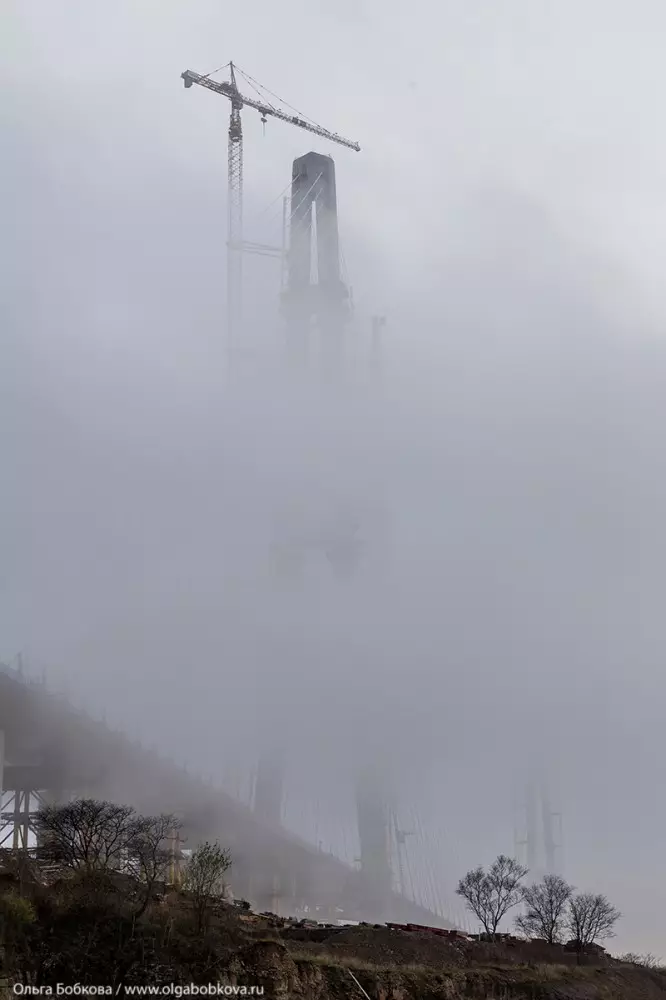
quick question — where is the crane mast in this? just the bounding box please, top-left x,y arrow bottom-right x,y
181,63 -> 360,361
226,64 -> 243,355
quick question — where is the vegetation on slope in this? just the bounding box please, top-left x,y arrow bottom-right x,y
0,799 -> 664,999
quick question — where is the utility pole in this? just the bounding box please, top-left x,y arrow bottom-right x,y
181,63 -> 359,363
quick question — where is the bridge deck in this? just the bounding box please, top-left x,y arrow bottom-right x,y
0,665 -> 452,926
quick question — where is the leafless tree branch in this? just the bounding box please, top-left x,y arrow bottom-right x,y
456,855 -> 528,939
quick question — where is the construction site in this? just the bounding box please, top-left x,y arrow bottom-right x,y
10,0 -> 666,983
0,60 -> 566,936
0,59 -> 441,927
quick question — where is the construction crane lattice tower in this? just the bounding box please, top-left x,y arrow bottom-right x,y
227,67 -> 243,352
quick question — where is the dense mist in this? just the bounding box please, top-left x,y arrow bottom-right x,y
4,0 -> 666,953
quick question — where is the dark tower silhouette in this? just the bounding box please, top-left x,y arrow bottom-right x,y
253,747 -> 286,826
282,151 -> 350,365
355,764 -> 394,922
516,778 -> 562,879
541,785 -> 560,874
525,778 -> 539,875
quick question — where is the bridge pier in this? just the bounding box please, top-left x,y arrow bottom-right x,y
230,868 -> 252,905
1,788 -> 38,850
0,729 -> 4,806
0,729 -> 5,847
167,827 -> 185,886
245,869 -> 312,918
250,871 -> 282,916
0,762 -> 67,851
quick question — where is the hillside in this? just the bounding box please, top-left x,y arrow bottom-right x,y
1,864 -> 664,999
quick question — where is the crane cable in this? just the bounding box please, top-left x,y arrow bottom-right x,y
251,179 -> 292,223
247,167 -> 350,281
248,170 -> 322,247
235,64 -> 329,134
289,172 -> 323,225
199,62 -> 230,82
244,180 -> 293,244
283,174 -> 319,257
235,65 -> 279,113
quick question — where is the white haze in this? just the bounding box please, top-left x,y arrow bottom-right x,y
4,0 -> 666,952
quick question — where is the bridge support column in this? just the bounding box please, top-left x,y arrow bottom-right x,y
0,788 -> 37,851
0,766 -> 63,851
253,872 -> 282,916
282,873 -> 299,919
231,869 -> 252,905
0,729 -> 5,847
167,827 -> 185,886
11,790 -> 32,850
271,873 -> 281,916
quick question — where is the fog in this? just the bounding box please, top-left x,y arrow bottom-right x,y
4,0 -> 666,952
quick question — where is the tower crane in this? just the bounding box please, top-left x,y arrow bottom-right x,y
181,63 -> 360,357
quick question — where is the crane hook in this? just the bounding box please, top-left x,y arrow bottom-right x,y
260,113 -> 267,136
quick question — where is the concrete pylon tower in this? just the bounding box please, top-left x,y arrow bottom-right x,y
525,777 -> 540,876
354,762 -> 394,922
515,775 -> 562,879
253,745 -> 286,827
541,783 -> 560,875
0,727 -> 4,829
281,151 -> 350,367
267,155 -> 389,896
252,647 -> 288,829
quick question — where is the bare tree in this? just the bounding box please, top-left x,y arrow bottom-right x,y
456,855 -> 528,939
182,840 -> 232,934
566,892 -> 620,959
35,799 -> 181,918
618,953 -> 664,970
35,799 -> 137,874
125,813 -> 180,917
515,874 -> 573,944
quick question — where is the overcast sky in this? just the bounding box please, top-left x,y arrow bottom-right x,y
4,0 -> 666,952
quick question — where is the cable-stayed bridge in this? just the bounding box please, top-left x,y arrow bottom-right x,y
0,660 -> 454,927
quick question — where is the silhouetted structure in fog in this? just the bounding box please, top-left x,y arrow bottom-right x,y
0,663 -> 451,927
355,764 -> 394,921
515,778 -> 562,880
282,152 -> 350,364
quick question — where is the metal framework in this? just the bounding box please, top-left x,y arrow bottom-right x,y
227,70 -> 244,354
181,63 -> 360,361
0,789 -> 47,850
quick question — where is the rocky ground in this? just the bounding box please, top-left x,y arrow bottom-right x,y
246,919 -> 666,999
1,864 -> 664,998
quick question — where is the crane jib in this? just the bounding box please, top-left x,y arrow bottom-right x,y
181,69 -> 360,152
